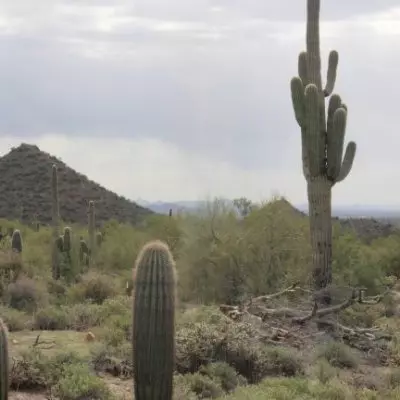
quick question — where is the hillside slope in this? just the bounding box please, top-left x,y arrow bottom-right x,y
0,143 -> 153,226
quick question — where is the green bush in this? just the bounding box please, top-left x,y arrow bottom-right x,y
317,341 -> 360,369
5,276 -> 48,312
0,305 -> 32,331
54,363 -> 113,400
67,272 -> 118,304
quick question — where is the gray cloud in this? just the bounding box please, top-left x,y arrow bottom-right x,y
0,1 -> 399,173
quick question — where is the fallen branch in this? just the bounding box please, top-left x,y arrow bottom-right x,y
32,333 -> 55,350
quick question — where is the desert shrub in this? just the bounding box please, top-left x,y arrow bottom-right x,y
11,349 -> 84,390
34,306 -> 71,330
309,358 -> 338,384
181,372 -> 224,399
47,279 -> 67,297
317,341 -> 360,369
67,302 -> 103,330
387,368 -> 400,388
176,319 -> 304,383
67,272 -> 118,304
91,342 -> 132,378
199,362 -> 247,393
99,295 -> 131,320
5,276 -> 48,312
0,305 -> 32,331
54,363 -> 112,400
339,303 -> 383,328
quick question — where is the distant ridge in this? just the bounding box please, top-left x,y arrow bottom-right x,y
137,199 -> 400,242
0,143 -> 153,226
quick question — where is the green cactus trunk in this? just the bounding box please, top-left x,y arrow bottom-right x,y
132,240 -> 176,400
307,177 -> 333,288
51,165 -> 60,280
0,319 -> 9,400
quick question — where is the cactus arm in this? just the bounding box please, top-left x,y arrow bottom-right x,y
290,77 -> 306,127
334,142 -> 356,183
298,52 -> 309,85
327,107 -> 347,180
304,84 -> 324,177
0,318 -> 9,400
323,50 -> 339,96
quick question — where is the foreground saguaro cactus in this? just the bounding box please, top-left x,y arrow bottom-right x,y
0,319 -> 9,400
290,0 -> 356,291
132,240 -> 177,400
51,165 -> 61,280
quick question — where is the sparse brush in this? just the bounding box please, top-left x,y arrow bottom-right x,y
132,240 -> 177,400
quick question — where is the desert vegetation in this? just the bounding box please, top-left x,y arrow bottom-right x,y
0,0 -> 399,399
0,193 -> 400,399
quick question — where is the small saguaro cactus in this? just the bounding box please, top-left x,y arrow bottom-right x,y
290,0 -> 356,291
55,235 -> 64,253
11,229 -> 22,253
63,227 -> 72,253
88,201 -> 95,267
132,240 -> 177,400
96,231 -> 102,248
51,164 -> 61,280
79,237 -> 89,266
0,318 -> 9,400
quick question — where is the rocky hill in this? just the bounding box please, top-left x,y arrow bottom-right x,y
0,143 -> 153,226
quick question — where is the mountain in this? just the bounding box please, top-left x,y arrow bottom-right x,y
0,143 -> 153,227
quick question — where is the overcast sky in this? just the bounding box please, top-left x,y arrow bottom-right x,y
0,1 -> 399,205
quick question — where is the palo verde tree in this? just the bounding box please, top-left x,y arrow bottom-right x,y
290,0 -> 356,291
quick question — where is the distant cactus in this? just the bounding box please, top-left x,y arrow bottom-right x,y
96,231 -> 102,248
290,0 -> 356,291
11,229 -> 22,253
132,240 -> 177,400
63,227 -> 72,253
55,235 -> 64,253
79,237 -> 89,266
0,319 -> 9,400
88,201 -> 95,266
51,165 -> 61,280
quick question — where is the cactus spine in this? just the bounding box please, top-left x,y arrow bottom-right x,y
0,319 -> 9,400
51,165 -> 61,280
88,201 -> 95,267
132,240 -> 176,400
290,0 -> 356,292
11,229 -> 22,253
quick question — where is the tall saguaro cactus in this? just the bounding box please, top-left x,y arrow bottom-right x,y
51,165 -> 61,280
290,0 -> 356,291
0,318 -> 9,400
132,240 -> 177,400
